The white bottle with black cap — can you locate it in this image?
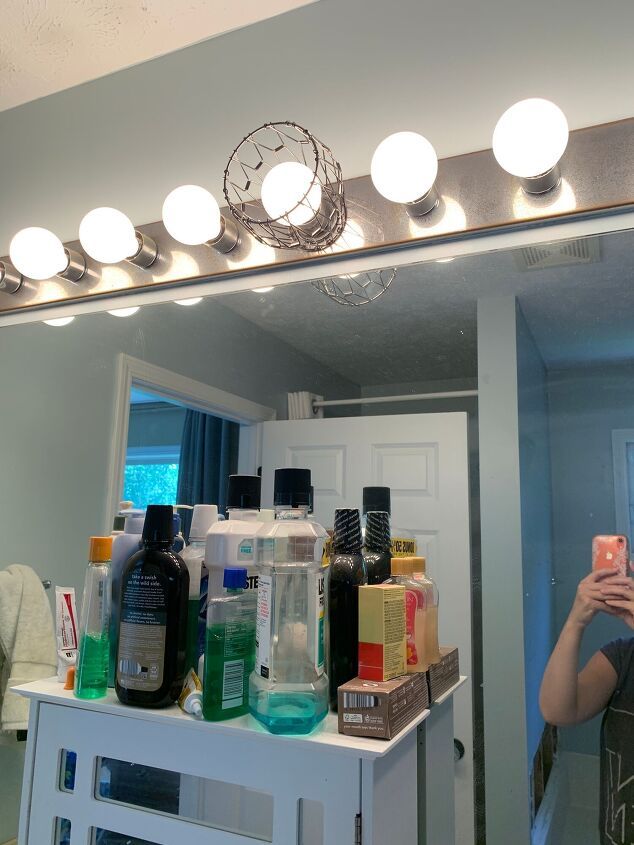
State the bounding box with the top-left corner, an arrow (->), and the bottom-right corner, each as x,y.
205,475 -> 271,600
362,486 -> 417,558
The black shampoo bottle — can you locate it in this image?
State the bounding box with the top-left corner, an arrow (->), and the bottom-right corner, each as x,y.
116,505 -> 189,708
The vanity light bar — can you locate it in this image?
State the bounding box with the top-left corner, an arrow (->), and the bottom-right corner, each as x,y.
0,261 -> 22,294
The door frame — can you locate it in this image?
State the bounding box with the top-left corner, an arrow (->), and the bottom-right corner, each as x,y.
105,353 -> 275,527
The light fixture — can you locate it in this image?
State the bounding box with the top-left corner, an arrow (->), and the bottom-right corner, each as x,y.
224,121 -> 346,251
79,207 -> 157,268
252,286 -> 273,294
260,162 -> 322,227
174,297 -> 203,306
492,98 -> 569,194
9,227 -> 86,282
162,185 -> 239,253
43,316 -> 75,327
107,306 -> 140,317
0,260 -> 22,294
371,132 -> 439,217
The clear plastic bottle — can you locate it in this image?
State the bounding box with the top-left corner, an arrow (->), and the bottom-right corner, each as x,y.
75,536 -> 112,700
180,505 -> 219,675
203,567 -> 257,721
249,468 -> 329,735
411,556 -> 441,666
385,558 -> 428,672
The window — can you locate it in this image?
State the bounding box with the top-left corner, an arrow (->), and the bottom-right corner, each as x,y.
123,445 -> 180,510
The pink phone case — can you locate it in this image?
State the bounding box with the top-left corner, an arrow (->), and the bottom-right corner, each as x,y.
592,535 -> 630,576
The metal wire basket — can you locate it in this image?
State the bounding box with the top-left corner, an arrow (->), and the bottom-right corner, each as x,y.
223,121 -> 346,252
312,267 -> 397,307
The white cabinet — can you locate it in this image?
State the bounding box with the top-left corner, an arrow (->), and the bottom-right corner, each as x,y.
16,678 -> 464,845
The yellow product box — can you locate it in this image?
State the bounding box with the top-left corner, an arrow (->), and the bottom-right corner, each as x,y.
358,584 -> 406,681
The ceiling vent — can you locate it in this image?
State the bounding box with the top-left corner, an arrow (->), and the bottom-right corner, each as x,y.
513,238 -> 602,271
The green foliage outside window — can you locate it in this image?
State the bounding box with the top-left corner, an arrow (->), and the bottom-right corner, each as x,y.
123,463 -> 179,510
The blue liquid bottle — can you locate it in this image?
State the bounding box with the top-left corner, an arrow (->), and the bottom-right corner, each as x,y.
249,468 -> 329,735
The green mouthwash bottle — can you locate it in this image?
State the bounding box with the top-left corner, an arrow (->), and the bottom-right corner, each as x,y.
203,567 -> 257,720
75,536 -> 112,699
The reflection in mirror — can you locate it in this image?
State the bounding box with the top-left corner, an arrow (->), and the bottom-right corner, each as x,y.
4,225 -> 634,845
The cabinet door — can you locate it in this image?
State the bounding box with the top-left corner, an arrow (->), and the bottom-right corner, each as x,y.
26,702 -> 360,845
261,412 -> 474,845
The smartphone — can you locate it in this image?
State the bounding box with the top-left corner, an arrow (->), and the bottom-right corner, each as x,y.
592,535 -> 630,575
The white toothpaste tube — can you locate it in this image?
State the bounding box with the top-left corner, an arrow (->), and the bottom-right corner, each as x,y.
55,586 -> 78,682
178,668 -> 203,717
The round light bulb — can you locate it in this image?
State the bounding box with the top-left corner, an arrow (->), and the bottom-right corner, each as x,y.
492,98 -> 569,178
174,297 -> 203,306
261,161 -> 322,226
9,227 -> 68,280
43,316 -> 75,327
371,132 -> 438,204
79,207 -> 139,264
107,306 -> 140,317
162,185 -> 222,245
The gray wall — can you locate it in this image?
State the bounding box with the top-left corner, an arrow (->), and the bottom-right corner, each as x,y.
516,308 -> 553,768
548,361 -> 634,755
0,297 -> 357,598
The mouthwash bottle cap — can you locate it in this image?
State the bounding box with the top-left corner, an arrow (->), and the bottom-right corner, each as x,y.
223,567 -> 248,589
363,486 -> 391,516
189,504 -> 219,540
89,536 -> 113,563
274,467 -> 311,507
411,556 -> 427,574
333,508 -> 362,553
365,511 -> 391,551
391,557 -> 414,577
143,505 -> 174,543
112,515 -> 126,532
227,475 -> 261,510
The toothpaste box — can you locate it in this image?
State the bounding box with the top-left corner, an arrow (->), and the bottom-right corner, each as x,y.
358,584 -> 406,682
338,672 -> 428,740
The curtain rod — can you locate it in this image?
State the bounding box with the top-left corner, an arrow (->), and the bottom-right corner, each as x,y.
313,390 -> 478,409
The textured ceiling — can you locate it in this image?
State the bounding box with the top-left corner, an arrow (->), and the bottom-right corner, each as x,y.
219,228 -> 634,385
0,0 -> 317,112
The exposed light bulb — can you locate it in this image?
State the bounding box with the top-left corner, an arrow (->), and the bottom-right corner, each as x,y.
436,257 -> 455,263
492,98 -> 569,187
79,207 -> 140,264
10,227 -> 68,280
107,306 -> 140,317
252,287 -> 274,294
162,185 -> 222,245
371,132 -> 438,205
174,297 -> 203,306
43,316 -> 75,327
261,161 -> 322,226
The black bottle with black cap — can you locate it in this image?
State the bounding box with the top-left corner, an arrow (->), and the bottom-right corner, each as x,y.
328,508 -> 367,710
363,510 -> 392,584
116,504 -> 189,708
362,486 -> 416,558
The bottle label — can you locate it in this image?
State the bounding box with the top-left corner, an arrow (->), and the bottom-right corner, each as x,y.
405,590 -> 419,666
315,572 -> 325,672
117,570 -> 167,691
255,574 -> 272,679
221,602 -> 255,709
237,538 -> 254,560
391,537 -> 417,557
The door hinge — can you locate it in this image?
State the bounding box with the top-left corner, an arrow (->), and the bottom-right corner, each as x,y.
355,812 -> 362,845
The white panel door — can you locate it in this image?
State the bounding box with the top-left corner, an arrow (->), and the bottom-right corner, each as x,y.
260,412 -> 474,845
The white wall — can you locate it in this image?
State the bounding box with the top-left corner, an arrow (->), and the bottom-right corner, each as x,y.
548,361 -> 634,755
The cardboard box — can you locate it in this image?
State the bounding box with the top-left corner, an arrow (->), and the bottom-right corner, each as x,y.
358,584 -> 406,681
338,672 -> 429,739
427,646 -> 460,703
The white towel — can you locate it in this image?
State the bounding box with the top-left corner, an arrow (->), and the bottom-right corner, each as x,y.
0,565 -> 57,731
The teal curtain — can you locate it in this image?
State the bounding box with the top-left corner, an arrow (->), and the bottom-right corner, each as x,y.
176,410 -> 240,538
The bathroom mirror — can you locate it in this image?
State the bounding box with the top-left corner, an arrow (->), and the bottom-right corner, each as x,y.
2,218 -> 633,845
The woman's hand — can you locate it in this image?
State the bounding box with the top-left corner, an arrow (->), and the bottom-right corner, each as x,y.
604,579 -> 634,629
568,569 -> 624,628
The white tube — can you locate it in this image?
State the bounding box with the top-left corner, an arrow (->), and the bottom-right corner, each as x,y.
55,586 -> 78,682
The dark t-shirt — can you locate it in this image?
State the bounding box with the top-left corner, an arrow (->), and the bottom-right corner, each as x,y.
600,637 -> 634,844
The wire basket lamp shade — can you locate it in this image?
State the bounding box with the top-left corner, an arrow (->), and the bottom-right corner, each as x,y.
312,267 -> 397,307
223,122 -> 347,252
